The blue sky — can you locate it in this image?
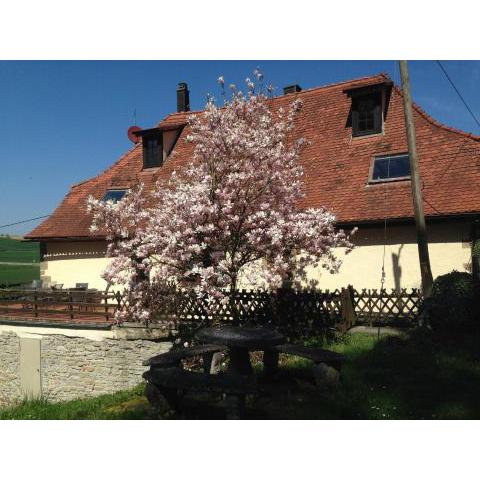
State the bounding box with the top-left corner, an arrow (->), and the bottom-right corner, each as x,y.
1,60 -> 479,236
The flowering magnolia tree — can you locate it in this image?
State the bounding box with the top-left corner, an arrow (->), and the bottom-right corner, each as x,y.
88,72 -> 355,323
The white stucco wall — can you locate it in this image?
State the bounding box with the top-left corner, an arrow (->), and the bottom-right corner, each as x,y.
307,221 -> 472,290
40,220 -> 472,292
40,241 -> 111,290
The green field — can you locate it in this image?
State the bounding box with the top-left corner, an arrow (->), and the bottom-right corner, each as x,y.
0,236 -> 40,286
0,264 -> 40,286
0,236 -> 40,263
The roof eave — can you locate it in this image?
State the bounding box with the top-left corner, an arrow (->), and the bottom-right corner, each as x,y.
337,211 -> 480,228
24,235 -> 107,242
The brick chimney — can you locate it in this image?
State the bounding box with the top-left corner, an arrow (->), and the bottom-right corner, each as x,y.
177,82 -> 190,112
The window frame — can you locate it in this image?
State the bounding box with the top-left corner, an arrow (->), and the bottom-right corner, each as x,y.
102,189 -> 128,203
142,132 -> 163,169
352,91 -> 383,137
368,153 -> 411,184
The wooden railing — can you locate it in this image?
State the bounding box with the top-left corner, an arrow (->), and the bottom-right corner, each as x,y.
0,289 -> 120,325
352,288 -> 423,326
143,287 -> 347,337
132,286 -> 423,332
0,286 -> 423,329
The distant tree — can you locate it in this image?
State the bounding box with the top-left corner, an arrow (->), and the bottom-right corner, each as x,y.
88,72 -> 355,322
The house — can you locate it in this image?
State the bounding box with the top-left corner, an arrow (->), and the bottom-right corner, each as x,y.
25,73 -> 480,291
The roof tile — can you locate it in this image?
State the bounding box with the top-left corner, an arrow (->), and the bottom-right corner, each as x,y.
26,74 -> 480,239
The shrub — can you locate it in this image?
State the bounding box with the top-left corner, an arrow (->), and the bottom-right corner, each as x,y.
427,270 -> 477,338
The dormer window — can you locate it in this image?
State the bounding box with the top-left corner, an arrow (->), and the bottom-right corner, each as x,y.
143,132 -> 163,169
344,81 -> 392,138
102,189 -> 127,202
134,126 -> 184,170
352,92 -> 382,137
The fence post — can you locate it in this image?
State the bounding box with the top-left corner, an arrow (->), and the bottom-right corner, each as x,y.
104,292 -> 109,322
368,289 -> 373,327
34,290 -> 38,318
339,287 -> 356,333
348,284 -> 356,321
69,292 -> 74,321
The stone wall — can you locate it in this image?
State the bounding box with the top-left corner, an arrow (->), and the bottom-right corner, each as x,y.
0,328 -> 172,407
0,332 -> 21,406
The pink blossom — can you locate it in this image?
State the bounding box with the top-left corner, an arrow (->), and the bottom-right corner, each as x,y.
88,71 -> 355,323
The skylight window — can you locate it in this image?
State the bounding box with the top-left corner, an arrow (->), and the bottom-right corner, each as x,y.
102,189 -> 127,203
370,154 -> 411,183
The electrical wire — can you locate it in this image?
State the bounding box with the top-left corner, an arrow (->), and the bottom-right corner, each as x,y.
436,60 -> 480,129
0,215 -> 50,230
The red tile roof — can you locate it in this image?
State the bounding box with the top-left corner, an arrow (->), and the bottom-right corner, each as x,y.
26,73 -> 480,240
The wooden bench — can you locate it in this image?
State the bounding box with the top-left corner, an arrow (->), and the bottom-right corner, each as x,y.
143,367 -> 256,419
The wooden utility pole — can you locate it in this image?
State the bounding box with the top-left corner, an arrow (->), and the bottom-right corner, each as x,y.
399,60 -> 434,297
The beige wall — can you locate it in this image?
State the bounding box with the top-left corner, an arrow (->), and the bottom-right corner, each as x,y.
307,221 -> 472,290
41,241 -> 111,290
40,220 -> 472,292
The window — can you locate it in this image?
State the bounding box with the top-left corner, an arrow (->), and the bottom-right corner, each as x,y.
102,189 -> 127,203
370,154 -> 411,183
352,92 -> 383,137
135,126 -> 183,169
143,133 -> 163,168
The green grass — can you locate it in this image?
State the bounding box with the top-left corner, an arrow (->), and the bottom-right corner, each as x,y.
0,264 -> 40,286
2,331 -> 480,419
0,237 -> 40,286
336,331 -> 480,420
272,330 -> 480,420
0,237 -> 40,263
0,384 -> 154,420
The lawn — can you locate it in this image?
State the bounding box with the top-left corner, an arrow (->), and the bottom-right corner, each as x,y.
0,237 -> 39,263
0,384 -> 152,420
2,331 -> 480,420
0,236 -> 40,286
0,264 -> 40,286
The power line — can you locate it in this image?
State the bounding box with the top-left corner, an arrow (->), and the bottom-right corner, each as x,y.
436,60 -> 480,129
0,215 -> 50,230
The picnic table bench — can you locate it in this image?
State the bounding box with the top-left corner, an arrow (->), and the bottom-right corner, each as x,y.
143,344 -> 253,418
144,366 -> 257,418
143,344 -> 226,372
264,343 -> 344,370
143,327 -> 346,419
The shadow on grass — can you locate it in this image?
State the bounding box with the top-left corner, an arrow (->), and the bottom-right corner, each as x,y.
333,330 -> 480,419
245,330 -> 480,420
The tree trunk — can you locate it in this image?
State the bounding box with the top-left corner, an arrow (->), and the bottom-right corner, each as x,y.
229,275 -> 240,325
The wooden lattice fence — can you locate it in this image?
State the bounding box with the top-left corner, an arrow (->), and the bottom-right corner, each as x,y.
352,288 -> 423,326
0,285 -> 423,331
143,288 -> 344,340
140,286 -> 423,337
